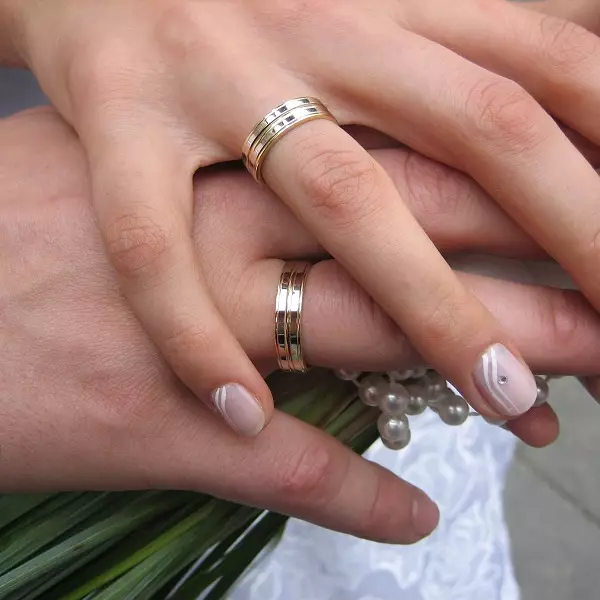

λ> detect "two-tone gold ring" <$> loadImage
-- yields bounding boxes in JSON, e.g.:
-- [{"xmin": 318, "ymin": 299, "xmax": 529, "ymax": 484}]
[
  {"xmin": 243, "ymin": 98, "xmax": 333, "ymax": 371},
  {"xmin": 275, "ymin": 262, "xmax": 311, "ymax": 373},
  {"xmin": 242, "ymin": 96, "xmax": 337, "ymax": 182}
]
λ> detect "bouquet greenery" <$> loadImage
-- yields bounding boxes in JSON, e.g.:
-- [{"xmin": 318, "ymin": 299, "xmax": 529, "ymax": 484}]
[{"xmin": 0, "ymin": 370, "xmax": 378, "ymax": 600}]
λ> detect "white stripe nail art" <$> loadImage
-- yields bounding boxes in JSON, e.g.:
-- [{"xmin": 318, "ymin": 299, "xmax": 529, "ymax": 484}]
[
  {"xmin": 211, "ymin": 383, "xmax": 266, "ymax": 437},
  {"xmin": 474, "ymin": 344, "xmax": 537, "ymax": 417}
]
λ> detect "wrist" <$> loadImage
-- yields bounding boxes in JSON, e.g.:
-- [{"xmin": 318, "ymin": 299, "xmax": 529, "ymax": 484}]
[{"xmin": 0, "ymin": 0, "xmax": 27, "ymax": 67}]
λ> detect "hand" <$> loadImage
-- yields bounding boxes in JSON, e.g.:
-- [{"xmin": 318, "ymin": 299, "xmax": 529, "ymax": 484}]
[
  {"xmin": 530, "ymin": 0, "xmax": 600, "ymax": 36},
  {"xmin": 6, "ymin": 0, "xmax": 600, "ymax": 427},
  {"xmin": 2, "ymin": 108, "xmax": 600, "ymax": 540}
]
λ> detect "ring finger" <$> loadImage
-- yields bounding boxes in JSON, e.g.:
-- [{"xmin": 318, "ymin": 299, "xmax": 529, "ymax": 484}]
[{"xmin": 255, "ymin": 110, "xmax": 537, "ymax": 420}]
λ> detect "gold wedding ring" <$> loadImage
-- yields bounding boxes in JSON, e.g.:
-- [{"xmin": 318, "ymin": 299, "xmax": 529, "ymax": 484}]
[
  {"xmin": 242, "ymin": 97, "xmax": 337, "ymax": 182},
  {"xmin": 275, "ymin": 262, "xmax": 312, "ymax": 372}
]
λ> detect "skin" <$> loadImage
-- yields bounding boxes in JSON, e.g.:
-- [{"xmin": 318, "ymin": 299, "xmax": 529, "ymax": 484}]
[
  {"xmin": 2, "ymin": 107, "xmax": 600, "ymax": 541},
  {"xmin": 2, "ymin": 0, "xmax": 600, "ymax": 429},
  {"xmin": 528, "ymin": 0, "xmax": 600, "ymax": 403}
]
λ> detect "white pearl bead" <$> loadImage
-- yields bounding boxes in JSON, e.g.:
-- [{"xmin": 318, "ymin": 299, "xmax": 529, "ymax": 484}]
[
  {"xmin": 534, "ymin": 376, "xmax": 549, "ymax": 407},
  {"xmin": 377, "ymin": 413, "xmax": 411, "ymax": 445},
  {"xmin": 389, "ymin": 369, "xmax": 414, "ymax": 382},
  {"xmin": 377, "ymin": 383, "xmax": 409, "ymax": 416},
  {"xmin": 411, "ymin": 365, "xmax": 429, "ymax": 379},
  {"xmin": 358, "ymin": 374, "xmax": 387, "ymax": 407},
  {"xmin": 427, "ymin": 388, "xmax": 449, "ymax": 413},
  {"xmin": 405, "ymin": 383, "xmax": 428, "ymax": 416},
  {"xmin": 382, "ymin": 430, "xmax": 412, "ymax": 450},
  {"xmin": 438, "ymin": 393, "xmax": 470, "ymax": 426},
  {"xmin": 335, "ymin": 369, "xmax": 361, "ymax": 382},
  {"xmin": 427, "ymin": 397, "xmax": 442, "ymax": 413},
  {"xmin": 424, "ymin": 372, "xmax": 447, "ymax": 396},
  {"xmin": 482, "ymin": 415, "xmax": 507, "ymax": 427}
]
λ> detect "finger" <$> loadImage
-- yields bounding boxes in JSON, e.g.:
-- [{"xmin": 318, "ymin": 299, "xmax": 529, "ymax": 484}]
[
  {"xmin": 528, "ymin": 0, "xmax": 600, "ymax": 35},
  {"xmin": 221, "ymin": 259, "xmax": 600, "ymax": 378},
  {"xmin": 506, "ymin": 403, "xmax": 560, "ymax": 447},
  {"xmin": 406, "ymin": 0, "xmax": 600, "ymax": 146},
  {"xmin": 262, "ymin": 118, "xmax": 537, "ymax": 419},
  {"xmin": 153, "ymin": 407, "xmax": 439, "ymax": 544},
  {"xmin": 341, "ymin": 31, "xmax": 600, "ymax": 348},
  {"xmin": 213, "ymin": 259, "xmax": 565, "ymax": 447},
  {"xmin": 87, "ymin": 126, "xmax": 272, "ymax": 436},
  {"xmin": 195, "ymin": 147, "xmax": 542, "ymax": 262}
]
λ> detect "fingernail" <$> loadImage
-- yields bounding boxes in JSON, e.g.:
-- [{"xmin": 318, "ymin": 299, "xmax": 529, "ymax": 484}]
[
  {"xmin": 473, "ymin": 343, "xmax": 537, "ymax": 416},
  {"xmin": 412, "ymin": 491, "xmax": 439, "ymax": 538},
  {"xmin": 211, "ymin": 383, "xmax": 265, "ymax": 437}
]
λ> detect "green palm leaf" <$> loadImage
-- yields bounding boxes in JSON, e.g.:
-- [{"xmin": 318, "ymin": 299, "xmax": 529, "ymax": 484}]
[{"xmin": 0, "ymin": 370, "xmax": 376, "ymax": 599}]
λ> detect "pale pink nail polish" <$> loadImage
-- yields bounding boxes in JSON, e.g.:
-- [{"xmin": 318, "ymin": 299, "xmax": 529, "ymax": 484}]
[
  {"xmin": 473, "ymin": 343, "xmax": 537, "ymax": 416},
  {"xmin": 211, "ymin": 383, "xmax": 265, "ymax": 437}
]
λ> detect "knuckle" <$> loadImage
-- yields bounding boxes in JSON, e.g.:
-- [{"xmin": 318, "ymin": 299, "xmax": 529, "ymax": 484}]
[
  {"xmin": 161, "ymin": 322, "xmax": 213, "ymax": 363},
  {"xmin": 538, "ymin": 15, "xmax": 599, "ymax": 75},
  {"xmin": 540, "ymin": 289, "xmax": 585, "ymax": 349},
  {"xmin": 576, "ymin": 225, "xmax": 600, "ymax": 292},
  {"xmin": 274, "ymin": 442, "xmax": 343, "ymax": 503},
  {"xmin": 66, "ymin": 39, "xmax": 139, "ymax": 114},
  {"xmin": 417, "ymin": 284, "xmax": 475, "ymax": 348},
  {"xmin": 249, "ymin": 0, "xmax": 360, "ymax": 50},
  {"xmin": 398, "ymin": 150, "xmax": 463, "ymax": 221},
  {"xmin": 105, "ymin": 211, "xmax": 173, "ymax": 282},
  {"xmin": 465, "ymin": 78, "xmax": 547, "ymax": 154},
  {"xmin": 297, "ymin": 145, "xmax": 384, "ymax": 230},
  {"xmin": 155, "ymin": 3, "xmax": 215, "ymax": 60}
]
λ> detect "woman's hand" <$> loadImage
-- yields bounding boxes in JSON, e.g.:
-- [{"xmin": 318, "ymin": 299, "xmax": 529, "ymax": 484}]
[
  {"xmin": 1, "ymin": 108, "xmax": 600, "ymax": 537},
  {"xmin": 6, "ymin": 0, "xmax": 600, "ymax": 427}
]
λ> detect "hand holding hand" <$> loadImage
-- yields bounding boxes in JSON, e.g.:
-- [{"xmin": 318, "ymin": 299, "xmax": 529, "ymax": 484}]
[
  {"xmin": 1, "ymin": 108, "xmax": 600, "ymax": 540},
  {"xmin": 4, "ymin": 0, "xmax": 600, "ymax": 426}
]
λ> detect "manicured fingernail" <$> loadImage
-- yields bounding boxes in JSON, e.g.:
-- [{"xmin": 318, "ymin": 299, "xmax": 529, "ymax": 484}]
[
  {"xmin": 473, "ymin": 343, "xmax": 537, "ymax": 416},
  {"xmin": 211, "ymin": 383, "xmax": 265, "ymax": 437},
  {"xmin": 412, "ymin": 491, "xmax": 439, "ymax": 538}
]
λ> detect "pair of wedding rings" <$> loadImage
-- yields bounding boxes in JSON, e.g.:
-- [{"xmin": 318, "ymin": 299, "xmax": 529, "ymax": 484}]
[{"xmin": 242, "ymin": 96, "xmax": 336, "ymax": 371}]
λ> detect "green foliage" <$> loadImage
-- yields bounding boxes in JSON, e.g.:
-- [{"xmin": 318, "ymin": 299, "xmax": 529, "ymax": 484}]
[{"xmin": 0, "ymin": 371, "xmax": 377, "ymax": 599}]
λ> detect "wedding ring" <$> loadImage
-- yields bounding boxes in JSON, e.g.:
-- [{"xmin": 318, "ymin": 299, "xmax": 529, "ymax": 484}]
[
  {"xmin": 275, "ymin": 262, "xmax": 312, "ymax": 372},
  {"xmin": 242, "ymin": 97, "xmax": 337, "ymax": 182}
]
